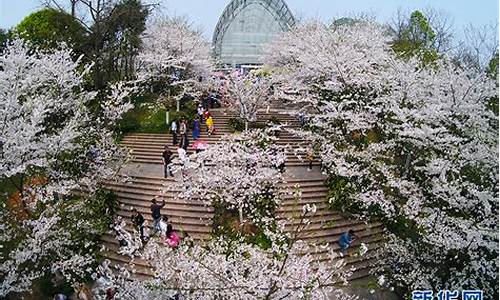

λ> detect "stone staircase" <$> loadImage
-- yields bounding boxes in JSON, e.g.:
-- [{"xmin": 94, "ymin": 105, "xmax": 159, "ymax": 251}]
[
  {"xmin": 99, "ymin": 108, "xmax": 385, "ymax": 282},
  {"xmin": 121, "ymin": 110, "xmax": 322, "ymax": 167}
]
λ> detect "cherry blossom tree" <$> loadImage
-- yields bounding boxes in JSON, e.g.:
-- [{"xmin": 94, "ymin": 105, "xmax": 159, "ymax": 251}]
[
  {"xmin": 174, "ymin": 130, "xmax": 286, "ymax": 224},
  {"xmin": 0, "ymin": 39, "xmax": 132, "ymax": 198},
  {"xmin": 265, "ymin": 21, "xmax": 499, "ymax": 298},
  {"xmin": 136, "ymin": 16, "xmax": 213, "ymax": 103},
  {"xmin": 0, "ymin": 39, "xmax": 133, "ymax": 297},
  {"xmin": 222, "ymin": 73, "xmax": 273, "ymax": 131},
  {"xmin": 94, "ymin": 208, "xmax": 356, "ymax": 300}
]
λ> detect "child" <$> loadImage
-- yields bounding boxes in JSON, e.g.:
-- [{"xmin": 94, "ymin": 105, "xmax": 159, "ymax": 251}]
[{"xmin": 165, "ymin": 224, "xmax": 180, "ymax": 248}]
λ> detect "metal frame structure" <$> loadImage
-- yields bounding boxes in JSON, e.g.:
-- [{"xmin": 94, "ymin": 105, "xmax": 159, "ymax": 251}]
[{"xmin": 212, "ymin": 0, "xmax": 296, "ymax": 67}]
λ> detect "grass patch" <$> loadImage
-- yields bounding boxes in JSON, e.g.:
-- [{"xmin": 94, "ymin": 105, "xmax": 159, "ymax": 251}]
[
  {"xmin": 0, "ymin": 175, "xmax": 19, "ymax": 203},
  {"xmin": 116, "ymin": 93, "xmax": 198, "ymax": 138}
]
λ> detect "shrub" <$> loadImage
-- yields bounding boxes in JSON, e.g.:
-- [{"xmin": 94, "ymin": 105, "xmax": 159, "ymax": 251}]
[{"xmin": 227, "ymin": 118, "xmax": 245, "ymax": 132}]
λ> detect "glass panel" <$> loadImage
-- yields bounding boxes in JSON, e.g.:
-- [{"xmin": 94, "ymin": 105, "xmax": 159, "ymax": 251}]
[{"xmin": 218, "ymin": 2, "xmax": 285, "ymax": 66}]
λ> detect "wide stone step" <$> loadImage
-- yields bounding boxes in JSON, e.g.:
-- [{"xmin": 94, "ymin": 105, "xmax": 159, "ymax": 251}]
[
  {"xmin": 114, "ymin": 213, "xmax": 212, "ymax": 233},
  {"xmin": 105, "ymin": 180, "xmax": 327, "ymax": 195},
  {"xmin": 116, "ymin": 174, "xmax": 326, "ymax": 185},
  {"xmin": 115, "ymin": 196, "xmax": 214, "ymax": 215},
  {"xmin": 100, "ymin": 232, "xmax": 384, "ymax": 283},
  {"xmin": 297, "ymin": 223, "xmax": 384, "ymax": 244},
  {"xmin": 123, "ymin": 134, "xmax": 309, "ymax": 142},
  {"xmin": 128, "ymin": 158, "xmax": 322, "ymax": 167},
  {"xmin": 278, "ymin": 201, "xmax": 330, "ymax": 211},
  {"xmin": 115, "ymin": 206, "xmax": 213, "ymax": 224},
  {"xmin": 111, "ymin": 176, "xmax": 326, "ymax": 189}
]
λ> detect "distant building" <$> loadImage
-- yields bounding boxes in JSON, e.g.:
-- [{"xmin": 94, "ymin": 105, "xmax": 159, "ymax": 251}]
[{"xmin": 213, "ymin": 0, "xmax": 296, "ymax": 69}]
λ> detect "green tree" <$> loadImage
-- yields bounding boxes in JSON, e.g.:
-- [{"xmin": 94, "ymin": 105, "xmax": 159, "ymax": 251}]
[
  {"xmin": 100, "ymin": 0, "xmax": 149, "ymax": 82},
  {"xmin": 487, "ymin": 53, "xmax": 499, "ymax": 114},
  {"xmin": 392, "ymin": 10, "xmax": 439, "ymax": 64},
  {"xmin": 15, "ymin": 8, "xmax": 86, "ymax": 52},
  {"xmin": 0, "ymin": 29, "xmax": 11, "ymax": 53},
  {"xmin": 487, "ymin": 52, "xmax": 499, "ymax": 80}
]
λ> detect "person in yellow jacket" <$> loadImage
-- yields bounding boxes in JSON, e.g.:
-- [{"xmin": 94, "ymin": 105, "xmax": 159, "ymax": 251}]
[{"xmin": 206, "ymin": 115, "xmax": 214, "ymax": 136}]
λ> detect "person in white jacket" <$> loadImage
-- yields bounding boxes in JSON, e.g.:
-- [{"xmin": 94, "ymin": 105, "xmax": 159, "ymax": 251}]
[{"xmin": 177, "ymin": 146, "xmax": 189, "ymax": 177}]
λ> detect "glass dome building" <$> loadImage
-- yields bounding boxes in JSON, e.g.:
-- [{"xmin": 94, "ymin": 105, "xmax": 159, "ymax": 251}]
[{"xmin": 213, "ymin": 0, "xmax": 296, "ymax": 67}]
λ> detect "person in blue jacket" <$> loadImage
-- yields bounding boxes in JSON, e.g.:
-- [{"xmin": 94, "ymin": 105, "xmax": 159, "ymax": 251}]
[{"xmin": 338, "ymin": 229, "xmax": 358, "ymax": 254}]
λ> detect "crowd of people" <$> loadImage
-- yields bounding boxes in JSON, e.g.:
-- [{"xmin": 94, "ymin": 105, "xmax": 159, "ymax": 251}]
[
  {"xmin": 164, "ymin": 102, "xmax": 217, "ymax": 179},
  {"xmin": 127, "ymin": 197, "xmax": 181, "ymax": 248},
  {"xmin": 170, "ymin": 103, "xmax": 217, "ymax": 146}
]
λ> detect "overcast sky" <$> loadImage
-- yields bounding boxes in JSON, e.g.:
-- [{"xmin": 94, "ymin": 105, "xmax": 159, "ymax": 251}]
[{"xmin": 1, "ymin": 0, "xmax": 498, "ymax": 40}]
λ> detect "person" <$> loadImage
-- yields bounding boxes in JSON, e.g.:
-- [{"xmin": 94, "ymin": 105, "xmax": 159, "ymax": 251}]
[
  {"xmin": 159, "ymin": 215, "xmax": 169, "ymax": 236},
  {"xmin": 171, "ymin": 120, "xmax": 178, "ymax": 145},
  {"xmin": 192, "ymin": 117, "xmax": 200, "ymax": 140},
  {"xmin": 76, "ymin": 283, "xmax": 92, "ymax": 300},
  {"xmin": 197, "ymin": 104, "xmax": 204, "ymax": 122},
  {"xmin": 177, "ymin": 146, "xmax": 189, "ymax": 177},
  {"xmin": 131, "ymin": 208, "xmax": 145, "ymax": 242},
  {"xmin": 298, "ymin": 112, "xmax": 306, "ymax": 127},
  {"xmin": 206, "ymin": 115, "xmax": 214, "ymax": 136},
  {"xmin": 150, "ymin": 197, "xmax": 166, "ymax": 235},
  {"xmin": 203, "ymin": 110, "xmax": 211, "ymax": 132},
  {"xmin": 93, "ymin": 271, "xmax": 113, "ymax": 299},
  {"xmin": 179, "ymin": 119, "xmax": 187, "ymax": 137},
  {"xmin": 201, "ymin": 92, "xmax": 209, "ymax": 110},
  {"xmin": 278, "ymin": 148, "xmax": 286, "ymax": 173},
  {"xmin": 105, "ymin": 288, "xmax": 116, "ymax": 300},
  {"xmin": 306, "ymin": 146, "xmax": 314, "ymax": 171},
  {"xmin": 338, "ymin": 230, "xmax": 357, "ymax": 254},
  {"xmin": 182, "ymin": 132, "xmax": 189, "ymax": 151},
  {"xmin": 162, "ymin": 146, "xmax": 173, "ymax": 178},
  {"xmin": 165, "ymin": 223, "xmax": 180, "ymax": 248}
]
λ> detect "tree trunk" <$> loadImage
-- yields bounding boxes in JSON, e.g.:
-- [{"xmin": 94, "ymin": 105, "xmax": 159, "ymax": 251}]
[
  {"xmin": 239, "ymin": 205, "xmax": 243, "ymax": 224},
  {"xmin": 71, "ymin": 0, "xmax": 76, "ymax": 18},
  {"xmin": 404, "ymin": 152, "xmax": 411, "ymax": 177}
]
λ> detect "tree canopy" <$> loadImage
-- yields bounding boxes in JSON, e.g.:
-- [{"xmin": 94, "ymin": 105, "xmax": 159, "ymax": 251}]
[
  {"xmin": 15, "ymin": 8, "xmax": 86, "ymax": 51},
  {"xmin": 392, "ymin": 10, "xmax": 440, "ymax": 64}
]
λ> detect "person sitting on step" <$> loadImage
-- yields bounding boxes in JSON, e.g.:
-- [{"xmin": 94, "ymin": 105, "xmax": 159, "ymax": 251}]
[
  {"xmin": 338, "ymin": 229, "xmax": 358, "ymax": 255},
  {"xmin": 165, "ymin": 223, "xmax": 181, "ymax": 248}
]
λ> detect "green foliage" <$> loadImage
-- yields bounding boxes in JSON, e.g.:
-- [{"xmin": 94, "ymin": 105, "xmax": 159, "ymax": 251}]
[
  {"xmin": 118, "ymin": 105, "xmax": 166, "ymax": 134},
  {"xmin": 228, "ymin": 118, "xmax": 245, "ymax": 132},
  {"xmin": 0, "ymin": 28, "xmax": 11, "ymax": 53},
  {"xmin": 87, "ymin": 189, "xmax": 119, "ymax": 231},
  {"xmin": 212, "ymin": 187, "xmax": 279, "ymax": 249},
  {"xmin": 100, "ymin": 0, "xmax": 149, "ymax": 82},
  {"xmin": 31, "ymin": 189, "xmax": 116, "ymax": 298},
  {"xmin": 392, "ymin": 10, "xmax": 439, "ymax": 65},
  {"xmin": 211, "ymin": 203, "xmax": 273, "ymax": 250},
  {"xmin": 0, "ymin": 176, "xmax": 18, "ymax": 203},
  {"xmin": 37, "ymin": 273, "xmax": 73, "ymax": 298},
  {"xmin": 15, "ymin": 8, "xmax": 86, "ymax": 52},
  {"xmin": 58, "ymin": 189, "xmax": 117, "ymax": 251},
  {"xmin": 487, "ymin": 52, "xmax": 499, "ymax": 81},
  {"xmin": 267, "ymin": 116, "xmax": 281, "ymax": 125},
  {"xmin": 487, "ymin": 96, "xmax": 499, "ymax": 115},
  {"xmin": 327, "ymin": 175, "xmax": 359, "ymax": 212},
  {"xmin": 117, "ymin": 92, "xmax": 198, "ymax": 136},
  {"xmin": 331, "ymin": 17, "xmax": 362, "ymax": 29}
]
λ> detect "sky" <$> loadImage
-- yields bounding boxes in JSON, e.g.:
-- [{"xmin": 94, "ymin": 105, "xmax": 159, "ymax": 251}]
[{"xmin": 1, "ymin": 0, "xmax": 498, "ymax": 40}]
